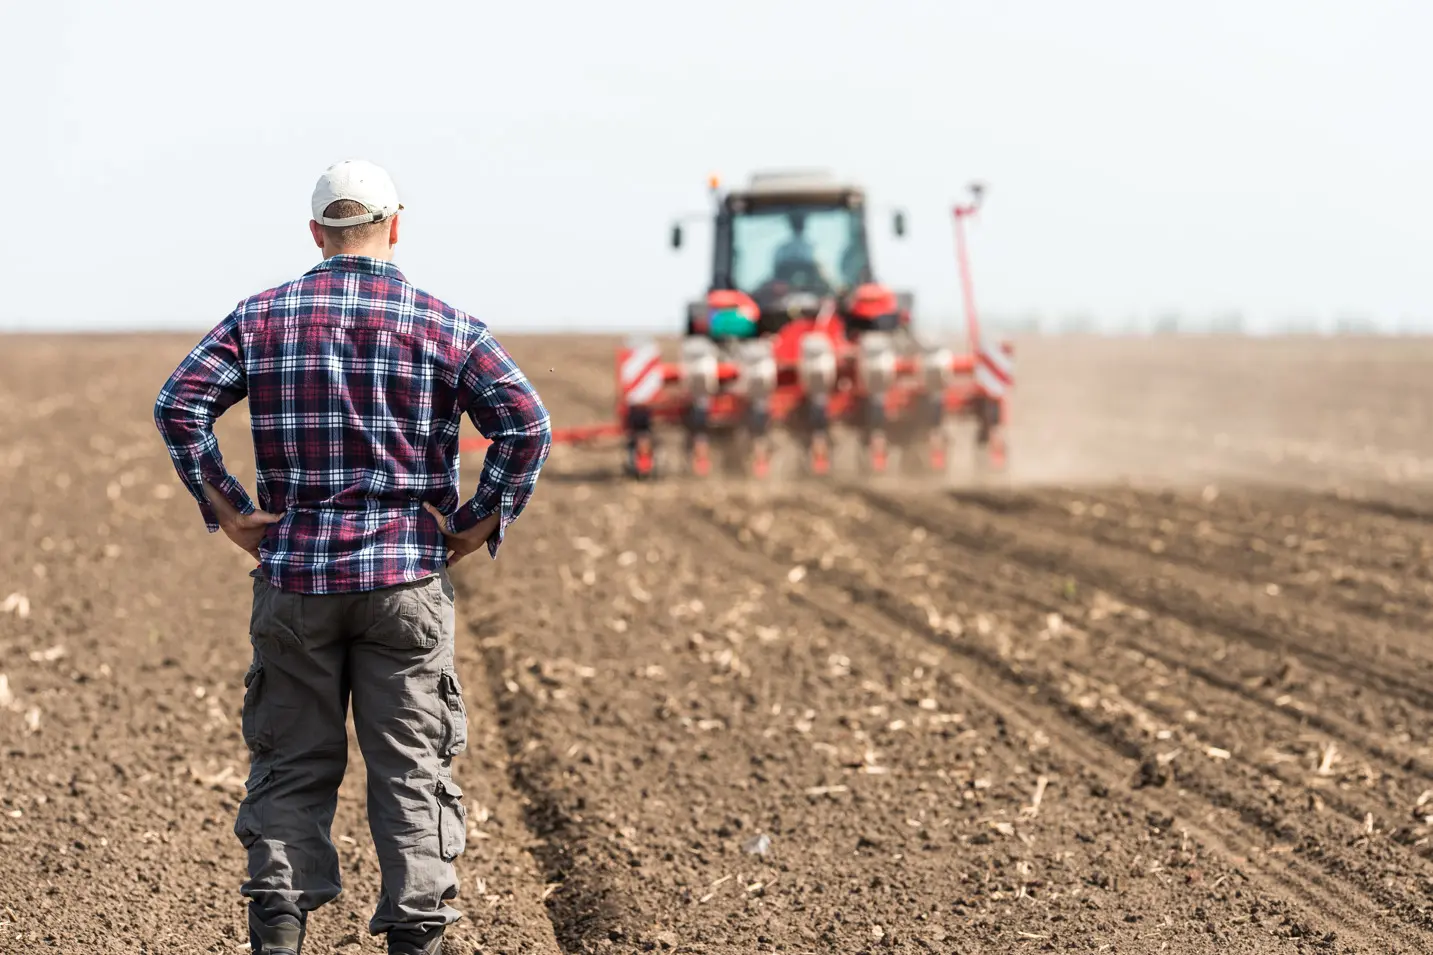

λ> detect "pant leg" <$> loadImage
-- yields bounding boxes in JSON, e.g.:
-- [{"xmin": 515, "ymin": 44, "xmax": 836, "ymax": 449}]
[
  {"xmin": 235, "ymin": 576, "xmax": 353, "ymax": 923},
  {"xmin": 348, "ymin": 569, "xmax": 468, "ymax": 936}
]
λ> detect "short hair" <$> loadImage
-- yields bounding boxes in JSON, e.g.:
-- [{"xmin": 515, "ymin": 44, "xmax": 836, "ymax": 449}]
[{"xmin": 318, "ymin": 199, "xmax": 391, "ymax": 248}]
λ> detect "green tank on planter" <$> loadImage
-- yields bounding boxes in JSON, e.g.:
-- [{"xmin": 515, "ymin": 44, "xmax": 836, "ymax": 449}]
[{"xmin": 709, "ymin": 307, "xmax": 758, "ymax": 338}]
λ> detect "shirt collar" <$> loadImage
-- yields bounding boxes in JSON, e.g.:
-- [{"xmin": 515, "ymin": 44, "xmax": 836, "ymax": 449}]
[{"xmin": 307, "ymin": 254, "xmax": 407, "ymax": 283}]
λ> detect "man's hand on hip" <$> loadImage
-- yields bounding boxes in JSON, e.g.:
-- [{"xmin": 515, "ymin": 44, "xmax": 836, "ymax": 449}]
[
  {"xmin": 423, "ymin": 503, "xmax": 499, "ymax": 566},
  {"xmin": 203, "ymin": 482, "xmax": 283, "ymax": 562}
]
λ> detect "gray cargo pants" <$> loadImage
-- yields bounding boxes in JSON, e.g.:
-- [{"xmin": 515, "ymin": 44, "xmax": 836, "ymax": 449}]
[{"xmin": 235, "ymin": 568, "xmax": 469, "ymax": 937}]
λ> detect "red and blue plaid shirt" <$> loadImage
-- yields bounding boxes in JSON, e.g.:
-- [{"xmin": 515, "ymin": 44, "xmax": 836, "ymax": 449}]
[{"xmin": 154, "ymin": 254, "xmax": 551, "ymax": 594}]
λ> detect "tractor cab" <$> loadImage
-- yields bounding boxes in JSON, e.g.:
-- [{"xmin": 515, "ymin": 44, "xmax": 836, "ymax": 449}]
[{"xmin": 672, "ymin": 170, "xmax": 909, "ymax": 340}]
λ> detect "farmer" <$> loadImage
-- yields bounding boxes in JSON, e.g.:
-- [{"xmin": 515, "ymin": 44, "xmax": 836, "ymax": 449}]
[{"xmin": 153, "ymin": 159, "xmax": 552, "ymax": 955}]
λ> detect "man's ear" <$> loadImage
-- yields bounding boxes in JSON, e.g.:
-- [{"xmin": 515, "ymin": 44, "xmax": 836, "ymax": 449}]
[
  {"xmin": 309, "ymin": 220, "xmax": 325, "ymax": 249},
  {"xmin": 388, "ymin": 214, "xmax": 400, "ymax": 248}
]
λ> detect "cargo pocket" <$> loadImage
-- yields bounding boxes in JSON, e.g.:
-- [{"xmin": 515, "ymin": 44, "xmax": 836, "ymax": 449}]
[
  {"xmin": 438, "ymin": 667, "xmax": 468, "ymax": 759},
  {"xmin": 233, "ymin": 766, "xmax": 273, "ymax": 849},
  {"xmin": 240, "ymin": 660, "xmax": 271, "ymax": 756},
  {"xmin": 436, "ymin": 776, "xmax": 467, "ymax": 862}
]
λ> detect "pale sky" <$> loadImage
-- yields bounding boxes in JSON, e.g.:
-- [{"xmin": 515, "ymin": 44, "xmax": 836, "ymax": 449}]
[{"xmin": 2, "ymin": 0, "xmax": 1429, "ymax": 336}]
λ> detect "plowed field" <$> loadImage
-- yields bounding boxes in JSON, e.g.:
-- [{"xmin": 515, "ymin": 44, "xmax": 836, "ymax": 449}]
[{"xmin": 4, "ymin": 333, "xmax": 1433, "ymax": 954}]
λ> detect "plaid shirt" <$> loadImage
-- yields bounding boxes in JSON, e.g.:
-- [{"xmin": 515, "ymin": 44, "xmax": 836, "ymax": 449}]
[{"xmin": 154, "ymin": 255, "xmax": 551, "ymax": 594}]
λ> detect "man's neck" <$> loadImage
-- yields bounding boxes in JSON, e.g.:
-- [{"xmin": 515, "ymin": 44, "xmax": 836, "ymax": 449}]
[{"xmin": 323, "ymin": 245, "xmax": 393, "ymax": 261}]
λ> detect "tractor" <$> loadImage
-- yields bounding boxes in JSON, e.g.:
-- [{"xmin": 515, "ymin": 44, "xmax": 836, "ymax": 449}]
[{"xmin": 459, "ymin": 170, "xmax": 1013, "ymax": 481}]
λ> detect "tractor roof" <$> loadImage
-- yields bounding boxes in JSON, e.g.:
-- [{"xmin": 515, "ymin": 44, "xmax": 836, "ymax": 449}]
[{"xmin": 729, "ymin": 169, "xmax": 864, "ymax": 206}]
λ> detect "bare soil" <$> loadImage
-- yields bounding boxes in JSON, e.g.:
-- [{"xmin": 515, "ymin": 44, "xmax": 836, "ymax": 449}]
[{"xmin": 4, "ymin": 333, "xmax": 1433, "ymax": 953}]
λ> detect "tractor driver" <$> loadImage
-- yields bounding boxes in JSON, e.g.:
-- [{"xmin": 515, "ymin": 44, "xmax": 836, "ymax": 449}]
[
  {"xmin": 769, "ymin": 210, "xmax": 834, "ymax": 294},
  {"xmin": 773, "ymin": 210, "xmax": 817, "ymax": 272}
]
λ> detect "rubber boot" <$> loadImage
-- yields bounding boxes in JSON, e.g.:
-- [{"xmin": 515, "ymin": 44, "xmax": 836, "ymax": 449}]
[
  {"xmin": 248, "ymin": 908, "xmax": 306, "ymax": 955},
  {"xmin": 388, "ymin": 924, "xmax": 445, "ymax": 955}
]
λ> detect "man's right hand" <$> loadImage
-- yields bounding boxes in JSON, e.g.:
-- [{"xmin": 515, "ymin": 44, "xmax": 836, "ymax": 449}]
[{"xmin": 423, "ymin": 503, "xmax": 500, "ymax": 566}]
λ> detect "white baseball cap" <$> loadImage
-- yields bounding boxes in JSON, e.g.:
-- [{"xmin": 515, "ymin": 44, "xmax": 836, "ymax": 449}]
[{"xmin": 311, "ymin": 159, "xmax": 404, "ymax": 227}]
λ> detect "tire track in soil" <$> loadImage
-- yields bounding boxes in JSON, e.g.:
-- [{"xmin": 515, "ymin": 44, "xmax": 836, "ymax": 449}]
[
  {"xmin": 662, "ymin": 501, "xmax": 1346, "ymax": 953},
  {"xmin": 846, "ymin": 489, "xmax": 1433, "ymax": 924},
  {"xmin": 1072, "ymin": 484, "xmax": 1433, "ymax": 557},
  {"xmin": 459, "ymin": 487, "xmax": 1025, "ymax": 952},
  {"xmin": 848, "ymin": 487, "xmax": 1433, "ymax": 792},
  {"xmin": 453, "ymin": 490, "xmax": 729, "ymax": 954},
  {"xmin": 1237, "ymin": 486, "xmax": 1433, "ymax": 621},
  {"xmin": 865, "ymin": 486, "xmax": 1433, "ymax": 722},
  {"xmin": 446, "ymin": 611, "xmax": 568, "ymax": 955},
  {"xmin": 1314, "ymin": 488, "xmax": 1433, "ymax": 529},
  {"xmin": 828, "ymin": 487, "xmax": 1433, "ymax": 795},
  {"xmin": 687, "ymin": 497, "xmax": 1411, "ymax": 953},
  {"xmin": 450, "ymin": 484, "xmax": 1340, "ymax": 952},
  {"xmin": 463, "ymin": 598, "xmax": 643, "ymax": 953},
  {"xmin": 928, "ymin": 487, "xmax": 1433, "ymax": 745},
  {"xmin": 969, "ymin": 487, "xmax": 1433, "ymax": 773},
  {"xmin": 740, "ymin": 488, "xmax": 1433, "ymax": 930},
  {"xmin": 1023, "ymin": 486, "xmax": 1433, "ymax": 631},
  {"xmin": 923, "ymin": 487, "xmax": 1433, "ymax": 757}
]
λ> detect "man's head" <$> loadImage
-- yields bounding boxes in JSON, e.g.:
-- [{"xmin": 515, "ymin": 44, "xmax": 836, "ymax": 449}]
[
  {"xmin": 308, "ymin": 160, "xmax": 404, "ymax": 260},
  {"xmin": 788, "ymin": 210, "xmax": 807, "ymax": 236}
]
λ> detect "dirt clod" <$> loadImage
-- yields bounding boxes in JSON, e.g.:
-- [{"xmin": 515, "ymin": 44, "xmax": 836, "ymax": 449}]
[{"xmin": 5, "ymin": 335, "xmax": 1433, "ymax": 955}]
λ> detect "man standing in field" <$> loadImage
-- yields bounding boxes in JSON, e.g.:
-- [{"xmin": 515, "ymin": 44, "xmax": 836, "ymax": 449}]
[{"xmin": 153, "ymin": 160, "xmax": 552, "ymax": 955}]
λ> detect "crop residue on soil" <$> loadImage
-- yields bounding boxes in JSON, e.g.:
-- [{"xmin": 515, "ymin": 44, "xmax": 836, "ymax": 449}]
[{"xmin": 4, "ymin": 333, "xmax": 1433, "ymax": 953}]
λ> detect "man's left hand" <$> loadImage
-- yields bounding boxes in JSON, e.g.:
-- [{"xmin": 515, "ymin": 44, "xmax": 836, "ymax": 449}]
[{"xmin": 204, "ymin": 482, "xmax": 283, "ymax": 561}]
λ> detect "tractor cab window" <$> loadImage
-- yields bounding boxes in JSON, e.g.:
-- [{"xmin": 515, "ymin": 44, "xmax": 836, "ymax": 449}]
[{"xmin": 729, "ymin": 204, "xmax": 866, "ymax": 299}]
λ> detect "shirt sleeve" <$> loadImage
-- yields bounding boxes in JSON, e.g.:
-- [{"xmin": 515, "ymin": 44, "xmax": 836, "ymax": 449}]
[
  {"xmin": 153, "ymin": 311, "xmax": 256, "ymax": 532},
  {"xmin": 448, "ymin": 325, "xmax": 553, "ymax": 557}
]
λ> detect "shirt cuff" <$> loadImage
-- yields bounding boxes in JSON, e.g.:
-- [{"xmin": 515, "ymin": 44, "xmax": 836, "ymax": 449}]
[
  {"xmin": 447, "ymin": 493, "xmax": 508, "ymax": 558},
  {"xmin": 196, "ymin": 495, "xmax": 222, "ymax": 534},
  {"xmin": 192, "ymin": 470, "xmax": 256, "ymax": 532}
]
